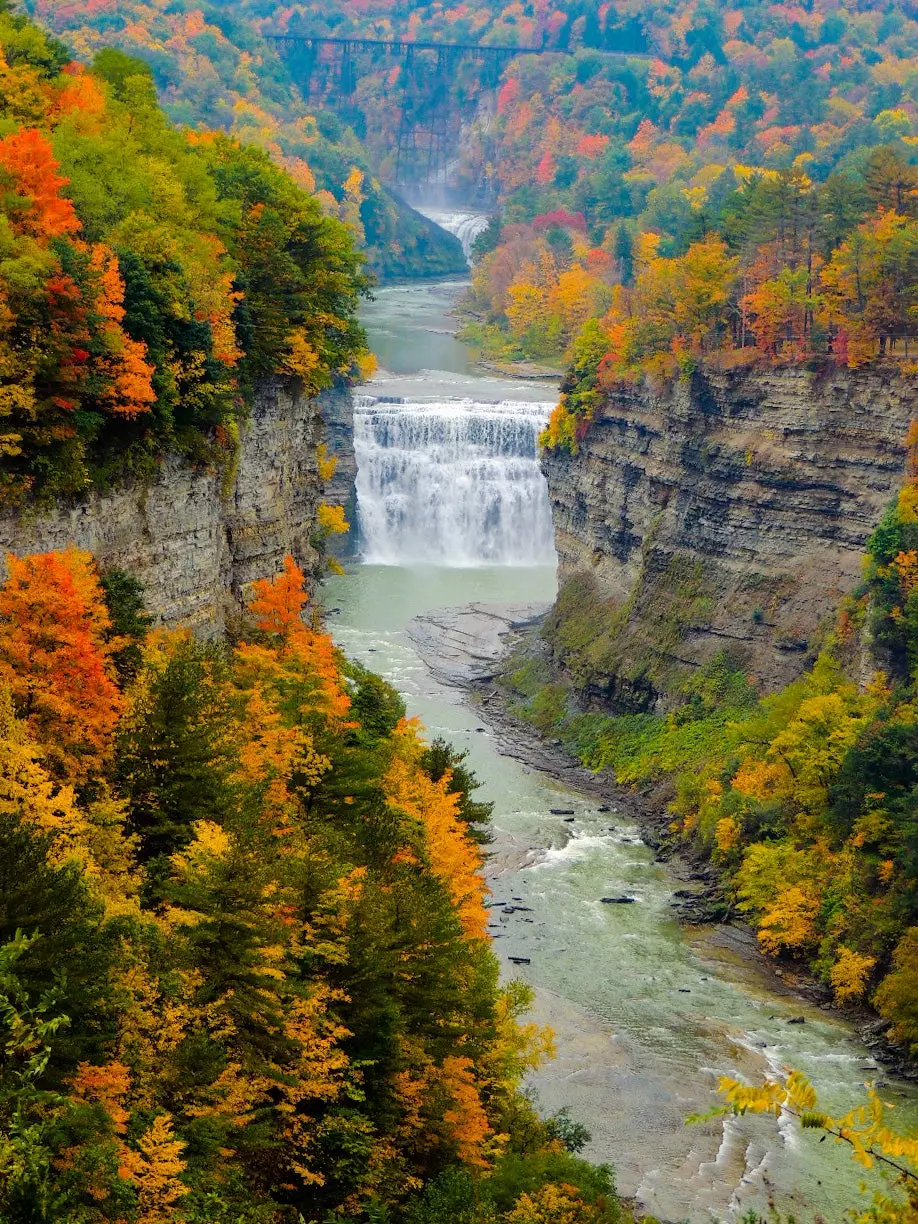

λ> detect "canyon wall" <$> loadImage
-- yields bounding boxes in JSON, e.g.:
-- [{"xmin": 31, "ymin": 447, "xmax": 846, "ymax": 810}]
[
  {"xmin": 0, "ymin": 378, "xmax": 355, "ymax": 632},
  {"xmin": 542, "ymin": 362, "xmax": 913, "ymax": 708},
  {"xmin": 320, "ymin": 382, "xmax": 358, "ymax": 557}
]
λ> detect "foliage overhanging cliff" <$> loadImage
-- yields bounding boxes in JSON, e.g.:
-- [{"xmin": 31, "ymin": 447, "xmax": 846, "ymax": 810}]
[{"xmin": 0, "ymin": 6, "xmax": 375, "ymax": 506}]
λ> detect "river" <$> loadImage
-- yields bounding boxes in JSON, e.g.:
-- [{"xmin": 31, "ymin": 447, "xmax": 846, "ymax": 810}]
[{"xmin": 320, "ymin": 277, "xmax": 918, "ymax": 1223}]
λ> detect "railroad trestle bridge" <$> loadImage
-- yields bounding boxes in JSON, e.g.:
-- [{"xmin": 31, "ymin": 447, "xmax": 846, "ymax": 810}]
[{"xmin": 266, "ymin": 32, "xmax": 632, "ymax": 187}]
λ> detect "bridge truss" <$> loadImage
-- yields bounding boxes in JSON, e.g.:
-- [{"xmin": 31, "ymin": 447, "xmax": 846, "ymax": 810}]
[{"xmin": 265, "ymin": 32, "xmax": 552, "ymax": 187}]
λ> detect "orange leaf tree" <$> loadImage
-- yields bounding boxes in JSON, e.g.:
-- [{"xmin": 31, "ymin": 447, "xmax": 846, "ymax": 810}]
[{"xmin": 0, "ymin": 549, "xmax": 122, "ymax": 781}]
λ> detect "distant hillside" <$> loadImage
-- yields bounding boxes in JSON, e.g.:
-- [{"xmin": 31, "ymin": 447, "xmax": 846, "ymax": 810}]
[
  {"xmin": 0, "ymin": 4, "xmax": 374, "ymax": 508},
  {"xmin": 25, "ymin": 0, "xmax": 466, "ymax": 280}
]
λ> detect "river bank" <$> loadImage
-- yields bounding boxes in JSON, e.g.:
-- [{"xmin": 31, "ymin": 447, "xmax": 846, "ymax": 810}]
[
  {"xmin": 407, "ymin": 603, "xmax": 818, "ymax": 977},
  {"xmin": 407, "ymin": 599, "xmax": 917, "ymax": 1085},
  {"xmin": 324, "ymin": 561, "xmax": 918, "ymax": 1222}
]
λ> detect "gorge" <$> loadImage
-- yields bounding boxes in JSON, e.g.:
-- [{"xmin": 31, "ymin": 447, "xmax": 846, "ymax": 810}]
[
  {"xmin": 2, "ymin": 2, "xmax": 918, "ymax": 1218},
  {"xmin": 0, "ymin": 201, "xmax": 915, "ymax": 1223},
  {"xmin": 1, "ymin": 241, "xmax": 915, "ymax": 1224},
  {"xmin": 321, "ymin": 276, "xmax": 918, "ymax": 1223}
]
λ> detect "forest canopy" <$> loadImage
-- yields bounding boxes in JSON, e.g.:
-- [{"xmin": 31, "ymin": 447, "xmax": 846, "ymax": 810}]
[
  {"xmin": 0, "ymin": 548, "xmax": 637, "ymax": 1224},
  {"xmin": 30, "ymin": 0, "xmax": 918, "ymax": 401},
  {"xmin": 0, "ymin": 6, "xmax": 369, "ymax": 505},
  {"xmin": 458, "ymin": 0, "xmax": 918, "ymax": 416}
]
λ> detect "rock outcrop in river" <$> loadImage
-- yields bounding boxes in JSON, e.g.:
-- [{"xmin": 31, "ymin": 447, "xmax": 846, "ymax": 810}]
[
  {"xmin": 0, "ymin": 378, "xmax": 354, "ymax": 631},
  {"xmin": 541, "ymin": 361, "xmax": 913, "ymax": 708}
]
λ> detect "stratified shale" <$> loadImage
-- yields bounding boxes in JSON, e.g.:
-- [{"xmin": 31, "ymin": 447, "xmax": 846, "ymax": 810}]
[
  {"xmin": 0, "ymin": 378, "xmax": 356, "ymax": 631},
  {"xmin": 542, "ymin": 361, "xmax": 913, "ymax": 708}
]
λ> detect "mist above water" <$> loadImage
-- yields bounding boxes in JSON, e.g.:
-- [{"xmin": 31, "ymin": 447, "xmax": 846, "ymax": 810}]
[
  {"xmin": 354, "ymin": 392, "xmax": 557, "ymax": 566},
  {"xmin": 415, "ymin": 206, "xmax": 491, "ymax": 260}
]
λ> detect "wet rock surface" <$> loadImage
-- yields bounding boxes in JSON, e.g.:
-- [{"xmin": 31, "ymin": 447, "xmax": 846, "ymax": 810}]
[
  {"xmin": 408, "ymin": 601, "xmax": 552, "ymax": 686},
  {"xmin": 319, "ymin": 383, "xmax": 358, "ymax": 558}
]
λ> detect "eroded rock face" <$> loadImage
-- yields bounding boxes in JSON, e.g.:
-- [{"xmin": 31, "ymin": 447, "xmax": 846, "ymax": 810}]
[
  {"xmin": 542, "ymin": 362, "xmax": 913, "ymax": 704},
  {"xmin": 319, "ymin": 382, "xmax": 358, "ymax": 557},
  {"xmin": 0, "ymin": 377, "xmax": 356, "ymax": 631}
]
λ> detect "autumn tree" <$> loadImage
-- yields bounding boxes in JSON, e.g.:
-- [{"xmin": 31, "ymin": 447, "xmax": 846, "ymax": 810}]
[
  {"xmin": 0, "ymin": 550, "xmax": 605, "ymax": 1219},
  {"xmin": 875, "ymin": 928, "xmax": 918, "ymax": 1053},
  {"xmin": 821, "ymin": 211, "xmax": 918, "ymax": 364},
  {"xmin": 742, "ymin": 266, "xmax": 820, "ymax": 357},
  {"xmin": 0, "ymin": 549, "xmax": 122, "ymax": 782},
  {"xmin": 0, "ymin": 15, "xmax": 369, "ymax": 505}
]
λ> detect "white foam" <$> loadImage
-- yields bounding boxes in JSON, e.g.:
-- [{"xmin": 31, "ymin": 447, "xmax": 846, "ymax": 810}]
[
  {"xmin": 354, "ymin": 394, "xmax": 557, "ymax": 567},
  {"xmin": 529, "ymin": 833, "xmax": 611, "ymax": 870}
]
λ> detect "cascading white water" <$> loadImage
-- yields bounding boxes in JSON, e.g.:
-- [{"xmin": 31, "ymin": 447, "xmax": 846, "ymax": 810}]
[
  {"xmin": 415, "ymin": 207, "xmax": 492, "ymax": 260},
  {"xmin": 354, "ymin": 393, "xmax": 557, "ymax": 566}
]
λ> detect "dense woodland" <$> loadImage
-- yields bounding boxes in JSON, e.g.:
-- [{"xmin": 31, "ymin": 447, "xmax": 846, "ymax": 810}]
[
  {"xmin": 462, "ymin": 1, "xmax": 918, "ymax": 445},
  {"xmin": 28, "ymin": 0, "xmax": 918, "ymax": 389},
  {"xmin": 0, "ymin": 8, "xmax": 370, "ymax": 505},
  {"xmin": 0, "ymin": 546, "xmax": 641, "ymax": 1223},
  {"xmin": 25, "ymin": 0, "xmax": 918, "ymax": 377}
]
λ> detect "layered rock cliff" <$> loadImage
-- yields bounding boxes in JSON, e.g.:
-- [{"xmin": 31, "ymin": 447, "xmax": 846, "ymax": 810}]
[
  {"xmin": 320, "ymin": 384, "xmax": 358, "ymax": 557},
  {"xmin": 542, "ymin": 362, "xmax": 913, "ymax": 709},
  {"xmin": 0, "ymin": 378, "xmax": 355, "ymax": 631}
]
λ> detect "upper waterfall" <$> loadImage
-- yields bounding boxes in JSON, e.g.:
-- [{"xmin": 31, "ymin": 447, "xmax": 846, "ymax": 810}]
[
  {"xmin": 414, "ymin": 207, "xmax": 492, "ymax": 261},
  {"xmin": 354, "ymin": 393, "xmax": 557, "ymax": 567}
]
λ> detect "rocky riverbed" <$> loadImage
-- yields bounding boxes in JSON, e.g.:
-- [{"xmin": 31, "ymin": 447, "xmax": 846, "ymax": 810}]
[
  {"xmin": 409, "ymin": 601, "xmax": 734, "ymax": 905},
  {"xmin": 408, "ymin": 599, "xmax": 917, "ymax": 1081}
]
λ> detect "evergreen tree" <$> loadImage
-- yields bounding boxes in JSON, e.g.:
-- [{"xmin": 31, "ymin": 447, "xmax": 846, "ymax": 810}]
[
  {"xmin": 100, "ymin": 568, "xmax": 153, "ymax": 684},
  {"xmin": 419, "ymin": 738, "xmax": 494, "ymax": 842},
  {"xmin": 117, "ymin": 634, "xmax": 239, "ymax": 886},
  {"xmin": 349, "ymin": 663, "xmax": 407, "ymax": 740},
  {"xmin": 0, "ymin": 812, "xmax": 116, "ymax": 1072}
]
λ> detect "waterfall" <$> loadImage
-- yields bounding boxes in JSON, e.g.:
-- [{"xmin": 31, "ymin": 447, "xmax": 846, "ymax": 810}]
[
  {"xmin": 415, "ymin": 207, "xmax": 492, "ymax": 260},
  {"xmin": 354, "ymin": 393, "xmax": 557, "ymax": 567}
]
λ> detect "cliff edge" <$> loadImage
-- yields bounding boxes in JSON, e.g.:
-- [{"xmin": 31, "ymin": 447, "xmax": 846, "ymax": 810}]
[
  {"xmin": 542, "ymin": 362, "xmax": 913, "ymax": 709},
  {"xmin": 0, "ymin": 378, "xmax": 355, "ymax": 631}
]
